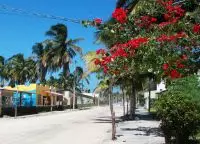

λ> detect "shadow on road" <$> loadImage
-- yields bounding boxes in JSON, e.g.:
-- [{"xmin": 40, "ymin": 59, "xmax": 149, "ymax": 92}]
[
  {"xmin": 93, "ymin": 116, "xmax": 122, "ymax": 124},
  {"xmin": 121, "ymin": 126, "xmax": 163, "ymax": 137}
]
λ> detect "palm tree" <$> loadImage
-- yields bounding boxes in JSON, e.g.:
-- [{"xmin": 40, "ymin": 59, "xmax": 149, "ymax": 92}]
[
  {"xmin": 25, "ymin": 57, "xmax": 38, "ymax": 83},
  {"xmin": 32, "ymin": 42, "xmax": 48, "ymax": 83},
  {"xmin": 58, "ymin": 73, "xmax": 74, "ymax": 91},
  {"xmin": 45, "ymin": 76, "xmax": 60, "ymax": 88},
  {"xmin": 45, "ymin": 66, "xmax": 86, "ymax": 92},
  {"xmin": 45, "ymin": 24, "xmax": 83, "ymax": 78},
  {"xmin": 5, "ymin": 54, "xmax": 37, "ymax": 86}
]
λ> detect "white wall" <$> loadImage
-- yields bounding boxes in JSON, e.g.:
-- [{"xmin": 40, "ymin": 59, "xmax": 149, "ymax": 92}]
[
  {"xmin": 156, "ymin": 81, "xmax": 166, "ymax": 93},
  {"xmin": 144, "ymin": 81, "xmax": 166, "ymax": 109}
]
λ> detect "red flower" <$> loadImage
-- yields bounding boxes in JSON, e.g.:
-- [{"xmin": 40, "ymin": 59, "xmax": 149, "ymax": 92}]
[
  {"xmin": 170, "ymin": 69, "xmax": 181, "ymax": 79},
  {"xmin": 113, "ymin": 48, "xmax": 128, "ymax": 58},
  {"xmin": 156, "ymin": 32, "xmax": 186, "ymax": 42},
  {"xmin": 164, "ymin": 71, "xmax": 169, "ymax": 76},
  {"xmin": 102, "ymin": 56, "xmax": 112, "ymax": 65},
  {"xmin": 94, "ymin": 58, "xmax": 101, "ymax": 65},
  {"xmin": 151, "ymin": 17, "xmax": 157, "ymax": 22},
  {"xmin": 103, "ymin": 66, "xmax": 109, "ymax": 73},
  {"xmin": 157, "ymin": 0, "xmax": 185, "ymax": 28},
  {"xmin": 112, "ymin": 8, "xmax": 127, "ymax": 24},
  {"xmin": 164, "ymin": 13, "xmax": 171, "ymax": 21},
  {"xmin": 135, "ymin": 16, "xmax": 157, "ymax": 29},
  {"xmin": 159, "ymin": 21, "xmax": 174, "ymax": 28},
  {"xmin": 181, "ymin": 54, "xmax": 188, "ymax": 60},
  {"xmin": 157, "ymin": 34, "xmax": 174, "ymax": 42},
  {"xmin": 162, "ymin": 63, "xmax": 169, "ymax": 70},
  {"xmin": 177, "ymin": 63, "xmax": 185, "ymax": 69},
  {"xmin": 193, "ymin": 24, "xmax": 200, "ymax": 34},
  {"xmin": 127, "ymin": 37, "xmax": 148, "ymax": 49},
  {"xmin": 175, "ymin": 32, "xmax": 187, "ymax": 38},
  {"xmin": 94, "ymin": 18, "xmax": 102, "ymax": 24},
  {"xmin": 96, "ymin": 49, "xmax": 106, "ymax": 55}
]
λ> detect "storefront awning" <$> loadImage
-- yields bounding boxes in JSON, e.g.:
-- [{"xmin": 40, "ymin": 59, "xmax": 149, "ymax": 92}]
[{"xmin": 45, "ymin": 91, "xmax": 63, "ymax": 96}]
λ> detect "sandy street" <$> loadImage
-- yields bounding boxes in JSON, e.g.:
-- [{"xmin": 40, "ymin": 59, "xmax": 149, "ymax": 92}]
[{"xmin": 0, "ymin": 106, "xmax": 118, "ymax": 144}]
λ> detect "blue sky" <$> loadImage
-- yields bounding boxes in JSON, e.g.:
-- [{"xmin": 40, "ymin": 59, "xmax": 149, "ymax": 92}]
[{"xmin": 0, "ymin": 0, "xmax": 116, "ymax": 91}]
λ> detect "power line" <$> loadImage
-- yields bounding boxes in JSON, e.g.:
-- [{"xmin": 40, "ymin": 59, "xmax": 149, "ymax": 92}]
[{"xmin": 0, "ymin": 4, "xmax": 82, "ymax": 24}]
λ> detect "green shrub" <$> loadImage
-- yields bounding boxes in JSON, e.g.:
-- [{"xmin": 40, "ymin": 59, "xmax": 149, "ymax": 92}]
[{"xmin": 155, "ymin": 75, "xmax": 200, "ymax": 144}]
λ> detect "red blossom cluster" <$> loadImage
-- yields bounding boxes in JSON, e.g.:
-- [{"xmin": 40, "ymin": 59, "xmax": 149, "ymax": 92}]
[
  {"xmin": 169, "ymin": 69, "xmax": 181, "ymax": 79},
  {"xmin": 112, "ymin": 8, "xmax": 127, "ymax": 24},
  {"xmin": 162, "ymin": 54, "xmax": 188, "ymax": 79},
  {"xmin": 156, "ymin": 32, "xmax": 186, "ymax": 42},
  {"xmin": 193, "ymin": 24, "xmax": 200, "ymax": 34},
  {"xmin": 110, "ymin": 37, "xmax": 148, "ymax": 58},
  {"xmin": 96, "ymin": 49, "xmax": 106, "ymax": 55},
  {"xmin": 94, "ymin": 18, "xmax": 102, "ymax": 25},
  {"xmin": 157, "ymin": 0, "xmax": 185, "ymax": 28},
  {"xmin": 112, "ymin": 47, "xmax": 128, "ymax": 58},
  {"xmin": 127, "ymin": 37, "xmax": 148, "ymax": 49},
  {"xmin": 92, "ymin": 0, "xmax": 195, "ymax": 79},
  {"xmin": 135, "ymin": 16, "xmax": 157, "ymax": 29},
  {"xmin": 94, "ymin": 37, "xmax": 148, "ymax": 74}
]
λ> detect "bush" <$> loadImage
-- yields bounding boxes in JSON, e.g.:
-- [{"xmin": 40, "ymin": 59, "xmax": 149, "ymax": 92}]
[{"xmin": 155, "ymin": 75, "xmax": 200, "ymax": 144}]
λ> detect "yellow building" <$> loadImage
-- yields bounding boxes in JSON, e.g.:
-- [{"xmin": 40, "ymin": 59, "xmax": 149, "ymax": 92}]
[{"xmin": 4, "ymin": 84, "xmax": 64, "ymax": 107}]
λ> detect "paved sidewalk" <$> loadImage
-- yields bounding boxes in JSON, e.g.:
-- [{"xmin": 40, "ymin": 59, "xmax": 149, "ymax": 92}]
[{"xmin": 104, "ymin": 108, "xmax": 165, "ymax": 144}]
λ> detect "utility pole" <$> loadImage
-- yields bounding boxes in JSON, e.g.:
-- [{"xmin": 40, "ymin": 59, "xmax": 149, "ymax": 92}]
[
  {"xmin": 73, "ymin": 60, "xmax": 77, "ymax": 110},
  {"xmin": 14, "ymin": 84, "xmax": 18, "ymax": 118},
  {"xmin": 73, "ymin": 79, "xmax": 76, "ymax": 110},
  {"xmin": 0, "ymin": 89, "xmax": 2, "ymax": 117},
  {"xmin": 50, "ymin": 86, "xmax": 53, "ymax": 111},
  {"xmin": 98, "ymin": 93, "xmax": 100, "ymax": 107}
]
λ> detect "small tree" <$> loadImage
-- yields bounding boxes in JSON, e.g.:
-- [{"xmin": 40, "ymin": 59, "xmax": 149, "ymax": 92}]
[{"xmin": 155, "ymin": 75, "xmax": 200, "ymax": 144}]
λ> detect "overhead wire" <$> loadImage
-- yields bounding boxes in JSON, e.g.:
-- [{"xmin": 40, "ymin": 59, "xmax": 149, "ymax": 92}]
[
  {"xmin": 0, "ymin": 4, "xmax": 93, "ymax": 59},
  {"xmin": 0, "ymin": 4, "xmax": 82, "ymax": 24},
  {"xmin": 0, "ymin": 4, "xmax": 82, "ymax": 55}
]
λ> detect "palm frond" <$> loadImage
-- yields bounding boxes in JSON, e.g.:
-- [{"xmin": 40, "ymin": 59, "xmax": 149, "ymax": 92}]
[{"xmin": 83, "ymin": 51, "xmax": 100, "ymax": 74}]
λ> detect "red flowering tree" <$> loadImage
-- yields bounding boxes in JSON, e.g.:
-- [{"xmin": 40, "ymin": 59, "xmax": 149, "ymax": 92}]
[
  {"xmin": 93, "ymin": 0, "xmax": 200, "ymax": 81},
  {"xmin": 84, "ymin": 0, "xmax": 200, "ymax": 121}
]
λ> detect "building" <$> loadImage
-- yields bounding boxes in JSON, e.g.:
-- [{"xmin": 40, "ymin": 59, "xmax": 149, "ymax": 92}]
[
  {"xmin": 144, "ymin": 81, "xmax": 166, "ymax": 109},
  {"xmin": 2, "ymin": 84, "xmax": 64, "ymax": 107},
  {"xmin": 63, "ymin": 91, "xmax": 99, "ymax": 107}
]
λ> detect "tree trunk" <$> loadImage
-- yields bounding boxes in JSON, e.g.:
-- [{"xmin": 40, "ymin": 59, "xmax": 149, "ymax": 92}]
[
  {"xmin": 109, "ymin": 82, "xmax": 116, "ymax": 140},
  {"xmin": 80, "ymin": 80, "xmax": 84, "ymax": 107},
  {"xmin": 126, "ymin": 93, "xmax": 129, "ymax": 116},
  {"xmin": 63, "ymin": 62, "xmax": 70, "ymax": 78},
  {"xmin": 40, "ymin": 66, "xmax": 47, "ymax": 83},
  {"xmin": 176, "ymin": 133, "xmax": 189, "ymax": 144},
  {"xmin": 164, "ymin": 135, "xmax": 171, "ymax": 144},
  {"xmin": 109, "ymin": 83, "xmax": 113, "ymax": 115},
  {"xmin": 111, "ymin": 111, "xmax": 116, "ymax": 140},
  {"xmin": 176, "ymin": 132, "xmax": 189, "ymax": 144},
  {"xmin": 148, "ymin": 77, "xmax": 151, "ymax": 113},
  {"xmin": 130, "ymin": 79, "xmax": 136, "ymax": 120},
  {"xmin": 121, "ymin": 86, "xmax": 125, "ymax": 117}
]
